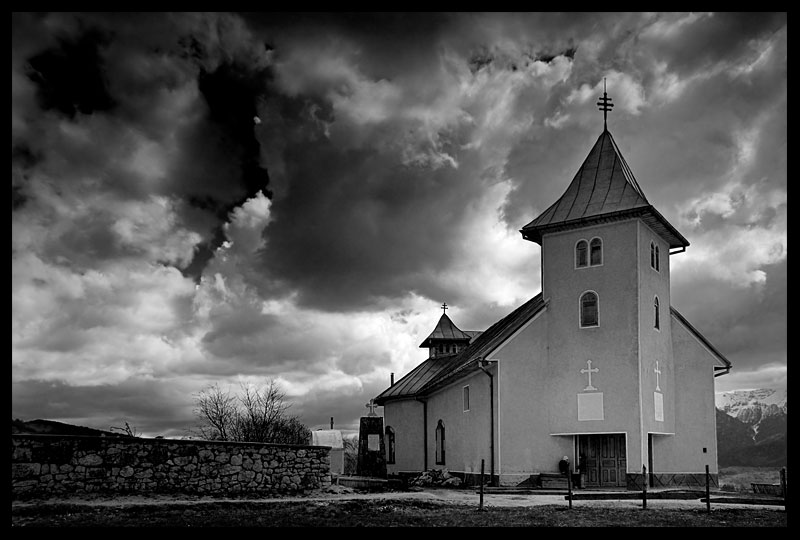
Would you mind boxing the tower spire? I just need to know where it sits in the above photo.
[596,78,614,131]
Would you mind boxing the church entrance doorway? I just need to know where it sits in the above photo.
[578,434,626,488]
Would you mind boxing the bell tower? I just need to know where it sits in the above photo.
[519,85,690,479]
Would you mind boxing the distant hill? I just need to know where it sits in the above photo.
[715,387,787,468]
[12,418,126,437]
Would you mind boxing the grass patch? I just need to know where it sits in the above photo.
[12,499,786,527]
[719,466,785,493]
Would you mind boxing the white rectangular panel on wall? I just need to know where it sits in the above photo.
[368,434,380,451]
[654,391,664,422]
[577,392,604,421]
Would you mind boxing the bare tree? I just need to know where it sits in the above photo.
[193,383,237,441]
[192,379,310,445]
[110,421,140,437]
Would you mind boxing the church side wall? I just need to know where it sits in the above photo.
[491,310,571,485]
[542,221,642,465]
[424,369,492,478]
[651,317,720,483]
[383,399,424,474]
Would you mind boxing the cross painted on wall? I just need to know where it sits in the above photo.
[580,359,599,391]
[365,399,378,417]
[654,361,662,392]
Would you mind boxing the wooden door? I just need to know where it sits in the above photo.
[579,435,599,486]
[580,434,626,487]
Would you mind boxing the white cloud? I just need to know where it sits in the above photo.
[547,71,646,129]
[673,179,786,287]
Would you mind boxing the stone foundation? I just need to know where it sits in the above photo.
[626,472,718,490]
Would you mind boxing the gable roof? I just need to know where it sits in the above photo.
[520,129,689,249]
[670,306,732,372]
[375,294,547,405]
[376,298,733,405]
[418,313,473,348]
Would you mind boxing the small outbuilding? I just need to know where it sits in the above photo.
[311,429,344,475]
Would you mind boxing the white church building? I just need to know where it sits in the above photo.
[374,95,732,489]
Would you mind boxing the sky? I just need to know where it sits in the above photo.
[12,12,787,437]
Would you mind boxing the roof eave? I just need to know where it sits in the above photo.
[521,206,689,249]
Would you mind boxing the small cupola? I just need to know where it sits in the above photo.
[419,303,473,358]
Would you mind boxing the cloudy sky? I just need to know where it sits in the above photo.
[12,12,786,437]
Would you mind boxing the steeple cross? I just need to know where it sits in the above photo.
[365,399,378,416]
[441,302,448,314]
[580,359,599,391]
[596,78,614,131]
[654,361,662,392]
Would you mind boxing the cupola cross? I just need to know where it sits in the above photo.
[441,302,448,314]
[596,78,614,131]
[580,359,599,391]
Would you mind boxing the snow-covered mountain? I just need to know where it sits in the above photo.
[716,387,787,441]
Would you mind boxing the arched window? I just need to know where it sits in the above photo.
[580,291,599,328]
[435,420,445,465]
[385,426,395,464]
[589,238,602,266]
[650,241,655,268]
[576,240,588,268]
[654,296,660,330]
[655,245,660,272]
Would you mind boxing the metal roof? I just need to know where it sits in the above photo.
[418,313,473,348]
[377,297,732,404]
[376,294,547,405]
[520,129,689,249]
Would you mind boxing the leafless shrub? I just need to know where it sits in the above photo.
[191,379,310,445]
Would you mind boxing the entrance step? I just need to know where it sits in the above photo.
[539,473,569,489]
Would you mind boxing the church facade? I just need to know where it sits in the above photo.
[374,109,732,489]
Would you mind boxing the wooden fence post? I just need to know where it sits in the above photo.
[567,464,573,510]
[705,465,711,513]
[479,458,485,511]
[642,465,647,509]
[780,467,787,511]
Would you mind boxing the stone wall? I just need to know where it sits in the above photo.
[11,434,332,499]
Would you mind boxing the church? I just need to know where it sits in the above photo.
[374,90,732,490]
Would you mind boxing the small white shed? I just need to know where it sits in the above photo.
[311,429,344,475]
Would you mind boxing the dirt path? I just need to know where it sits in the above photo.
[11,486,786,512]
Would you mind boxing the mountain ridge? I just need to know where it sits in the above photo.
[714,387,786,467]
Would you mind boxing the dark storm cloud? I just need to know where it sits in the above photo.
[638,12,786,76]
[671,260,786,373]
[294,378,395,431]
[25,24,116,118]
[11,378,197,437]
[13,12,274,279]
[252,121,481,311]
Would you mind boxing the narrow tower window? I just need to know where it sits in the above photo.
[654,296,660,330]
[385,426,395,464]
[655,245,660,272]
[650,241,655,268]
[580,291,599,328]
[590,238,602,266]
[463,385,470,412]
[576,240,588,268]
[435,420,446,465]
